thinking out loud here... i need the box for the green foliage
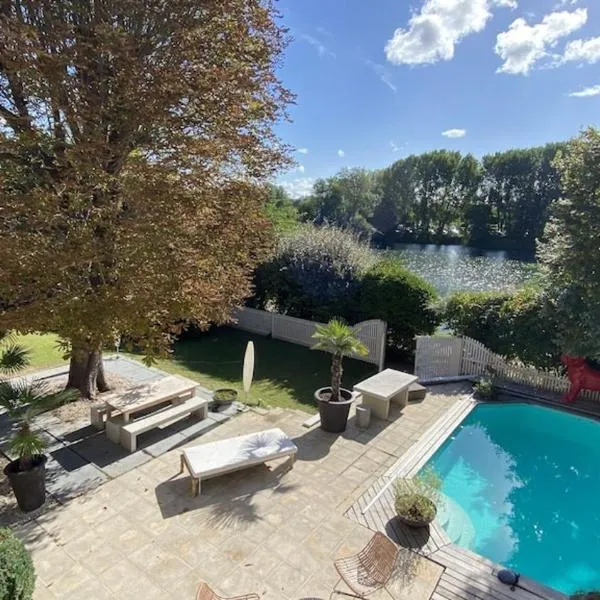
[213,388,238,403]
[0,527,35,600]
[538,128,600,359]
[312,319,369,358]
[298,168,380,237]
[474,378,495,400]
[0,336,77,467]
[251,225,375,321]
[312,319,368,401]
[354,259,439,356]
[394,467,442,521]
[264,185,299,234]
[443,288,560,368]
[251,226,439,356]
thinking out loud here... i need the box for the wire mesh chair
[333,532,399,598]
[196,582,259,600]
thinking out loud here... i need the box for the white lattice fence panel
[415,336,464,379]
[230,307,272,336]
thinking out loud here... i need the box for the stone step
[409,382,427,402]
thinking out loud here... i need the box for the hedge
[0,528,35,600]
[250,226,439,356]
[443,288,560,368]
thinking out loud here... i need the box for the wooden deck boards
[345,395,569,600]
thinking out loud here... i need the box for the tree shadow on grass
[166,327,378,411]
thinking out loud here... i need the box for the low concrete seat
[107,395,208,452]
[179,427,297,496]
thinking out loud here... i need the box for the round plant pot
[213,388,238,407]
[314,387,353,433]
[3,454,47,513]
[395,494,437,528]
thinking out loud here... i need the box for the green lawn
[11,328,378,413]
[11,333,66,372]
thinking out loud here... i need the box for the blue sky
[274,0,600,197]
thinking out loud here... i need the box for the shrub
[353,259,439,356]
[0,528,35,600]
[251,225,375,321]
[443,288,559,368]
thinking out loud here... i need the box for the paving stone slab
[143,416,219,458]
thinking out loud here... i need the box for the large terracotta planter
[314,387,353,433]
[4,454,47,513]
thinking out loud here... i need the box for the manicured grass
[9,328,378,412]
[10,333,66,372]
[127,328,378,413]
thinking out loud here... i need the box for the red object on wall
[561,355,600,403]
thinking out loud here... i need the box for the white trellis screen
[415,335,600,402]
[231,307,386,371]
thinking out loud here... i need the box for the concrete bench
[179,428,297,496]
[107,395,208,452]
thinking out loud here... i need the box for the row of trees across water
[279,143,566,253]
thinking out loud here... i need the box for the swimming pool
[425,402,600,595]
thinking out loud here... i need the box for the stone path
[2,379,469,599]
[0,357,233,519]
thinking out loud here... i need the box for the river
[391,244,538,297]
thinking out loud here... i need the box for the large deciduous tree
[0,0,292,397]
[538,128,600,358]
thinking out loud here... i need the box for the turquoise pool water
[426,403,600,595]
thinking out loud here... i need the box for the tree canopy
[0,0,292,396]
[538,128,600,358]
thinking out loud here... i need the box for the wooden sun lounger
[179,428,298,496]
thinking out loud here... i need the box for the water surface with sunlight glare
[425,403,600,594]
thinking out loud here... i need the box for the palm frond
[0,344,31,375]
[312,319,369,357]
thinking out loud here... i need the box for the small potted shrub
[312,319,368,433]
[474,377,497,401]
[0,527,35,600]
[0,338,76,512]
[213,388,238,407]
[394,467,442,528]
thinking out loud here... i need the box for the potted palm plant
[0,335,76,512]
[311,319,368,433]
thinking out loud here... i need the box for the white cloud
[390,140,401,152]
[296,148,309,154]
[495,8,588,75]
[562,36,600,65]
[299,33,335,58]
[364,60,397,93]
[297,164,305,174]
[568,84,600,97]
[337,149,345,157]
[280,178,315,198]
[316,26,332,37]
[442,128,467,138]
[385,0,516,66]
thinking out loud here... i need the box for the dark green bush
[443,288,560,368]
[250,226,439,357]
[0,528,35,600]
[250,225,375,321]
[352,259,439,356]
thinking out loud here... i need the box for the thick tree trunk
[66,343,110,399]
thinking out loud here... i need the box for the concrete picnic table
[353,369,418,420]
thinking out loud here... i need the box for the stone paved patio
[4,381,470,600]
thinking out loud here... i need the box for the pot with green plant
[0,337,76,512]
[213,388,238,407]
[311,319,368,433]
[474,377,497,401]
[394,467,442,528]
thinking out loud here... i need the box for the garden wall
[232,307,386,370]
